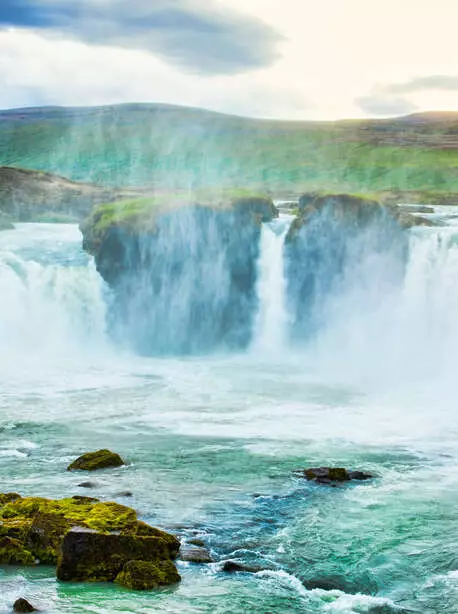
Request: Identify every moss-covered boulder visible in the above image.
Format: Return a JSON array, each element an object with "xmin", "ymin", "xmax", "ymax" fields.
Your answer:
[
  {"xmin": 56, "ymin": 528, "xmax": 179, "ymax": 584},
  {"xmin": 80, "ymin": 191, "xmax": 278, "ymax": 355},
  {"xmin": 0, "ymin": 493, "xmax": 180, "ymax": 580},
  {"xmin": 115, "ymin": 559, "xmax": 181, "ymax": 590},
  {"xmin": 67, "ymin": 449, "xmax": 125, "ymax": 471}
]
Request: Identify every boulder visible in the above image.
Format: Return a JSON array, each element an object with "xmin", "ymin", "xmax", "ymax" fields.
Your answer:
[
  {"xmin": 179, "ymin": 545, "xmax": 214, "ymax": 564},
  {"xmin": 56, "ymin": 528, "xmax": 178, "ymax": 584},
  {"xmin": 13, "ymin": 598, "xmax": 37, "ymax": 613},
  {"xmin": 67, "ymin": 449, "xmax": 125, "ymax": 471},
  {"xmin": 115, "ymin": 559, "xmax": 181, "ymax": 590},
  {"xmin": 301, "ymin": 467, "xmax": 374, "ymax": 485},
  {"xmin": 0, "ymin": 493, "xmax": 180, "ymax": 583}
]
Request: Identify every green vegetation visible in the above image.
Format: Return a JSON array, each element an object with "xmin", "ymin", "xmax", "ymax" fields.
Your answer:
[
  {"xmin": 80, "ymin": 190, "xmax": 276, "ymax": 256},
  {"xmin": 1, "ymin": 105, "xmax": 458, "ymax": 197}
]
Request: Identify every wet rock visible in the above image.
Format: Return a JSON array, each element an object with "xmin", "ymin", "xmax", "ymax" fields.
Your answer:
[
  {"xmin": 57, "ymin": 528, "xmax": 179, "ymax": 584},
  {"xmin": 117, "ymin": 491, "xmax": 133, "ymax": 498},
  {"xmin": 77, "ymin": 482, "xmax": 97, "ymax": 489},
  {"xmin": 13, "ymin": 598, "xmax": 37, "ymax": 613},
  {"xmin": 115, "ymin": 559, "xmax": 181, "ymax": 590},
  {"xmin": 221, "ymin": 560, "xmax": 262, "ymax": 573},
  {"xmin": 179, "ymin": 545, "xmax": 214, "ymax": 564},
  {"xmin": 301, "ymin": 467, "xmax": 374, "ymax": 484},
  {"xmin": 67, "ymin": 449, "xmax": 125, "ymax": 471}
]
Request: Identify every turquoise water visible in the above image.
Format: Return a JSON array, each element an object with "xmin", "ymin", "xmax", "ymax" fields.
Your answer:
[{"xmin": 2, "ymin": 223, "xmax": 458, "ymax": 613}]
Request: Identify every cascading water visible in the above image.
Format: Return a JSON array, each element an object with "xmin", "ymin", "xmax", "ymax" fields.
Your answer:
[
  {"xmin": 252, "ymin": 214, "xmax": 293, "ymax": 353},
  {"xmin": 0, "ymin": 224, "xmax": 107, "ymax": 359}
]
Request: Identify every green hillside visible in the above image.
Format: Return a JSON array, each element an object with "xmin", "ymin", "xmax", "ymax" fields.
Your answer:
[{"xmin": 1, "ymin": 104, "xmax": 458, "ymax": 198}]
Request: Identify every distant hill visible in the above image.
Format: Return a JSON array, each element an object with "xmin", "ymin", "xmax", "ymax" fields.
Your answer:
[
  {"xmin": 1, "ymin": 103, "xmax": 458, "ymax": 197},
  {"xmin": 0, "ymin": 166, "xmax": 144, "ymax": 222}
]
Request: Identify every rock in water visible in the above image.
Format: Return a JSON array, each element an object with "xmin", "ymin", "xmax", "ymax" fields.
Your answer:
[
  {"xmin": 57, "ymin": 528, "xmax": 179, "ymax": 584},
  {"xmin": 179, "ymin": 545, "xmax": 214, "ymax": 563},
  {"xmin": 115, "ymin": 559, "xmax": 181, "ymax": 590},
  {"xmin": 13, "ymin": 598, "xmax": 37, "ymax": 613},
  {"xmin": 67, "ymin": 449, "xmax": 125, "ymax": 471},
  {"xmin": 0, "ymin": 493, "xmax": 180, "ymax": 587},
  {"xmin": 301, "ymin": 467, "xmax": 373, "ymax": 484}
]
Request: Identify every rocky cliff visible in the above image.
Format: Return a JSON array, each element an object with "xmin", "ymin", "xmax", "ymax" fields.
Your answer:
[
  {"xmin": 81, "ymin": 192, "xmax": 278, "ymax": 354},
  {"xmin": 285, "ymin": 194, "xmax": 430, "ymax": 341}
]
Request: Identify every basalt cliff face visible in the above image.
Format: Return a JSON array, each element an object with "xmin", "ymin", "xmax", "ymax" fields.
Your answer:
[
  {"xmin": 285, "ymin": 194, "xmax": 430, "ymax": 341},
  {"xmin": 81, "ymin": 194, "xmax": 278, "ymax": 354},
  {"xmin": 81, "ymin": 191, "xmax": 433, "ymax": 354}
]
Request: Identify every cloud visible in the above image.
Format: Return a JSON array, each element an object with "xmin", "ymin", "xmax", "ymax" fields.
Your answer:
[
  {"xmin": 385, "ymin": 75, "xmax": 458, "ymax": 95},
  {"xmin": 0, "ymin": 0, "xmax": 282, "ymax": 76},
  {"xmin": 0, "ymin": 29, "xmax": 306, "ymax": 120},
  {"xmin": 356, "ymin": 92, "xmax": 418, "ymax": 117}
]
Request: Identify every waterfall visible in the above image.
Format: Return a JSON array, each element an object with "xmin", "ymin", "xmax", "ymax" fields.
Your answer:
[
  {"xmin": 0, "ymin": 224, "xmax": 107, "ymax": 358},
  {"xmin": 253, "ymin": 214, "xmax": 293, "ymax": 353}
]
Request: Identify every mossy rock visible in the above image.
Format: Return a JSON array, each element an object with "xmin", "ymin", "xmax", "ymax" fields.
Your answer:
[
  {"xmin": 57, "ymin": 528, "xmax": 178, "ymax": 583},
  {"xmin": 115, "ymin": 559, "xmax": 181, "ymax": 590},
  {"xmin": 0, "ymin": 536, "xmax": 35, "ymax": 565},
  {"xmin": 122, "ymin": 521, "xmax": 180, "ymax": 558},
  {"xmin": 67, "ymin": 449, "xmax": 125, "ymax": 471},
  {"xmin": 0, "ymin": 494, "xmax": 179, "ymax": 570}
]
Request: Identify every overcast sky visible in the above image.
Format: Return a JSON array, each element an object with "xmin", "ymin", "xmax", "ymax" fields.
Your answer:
[{"xmin": 0, "ymin": 0, "xmax": 457, "ymax": 119}]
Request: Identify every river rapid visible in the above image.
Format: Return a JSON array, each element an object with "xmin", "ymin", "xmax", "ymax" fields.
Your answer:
[{"xmin": 1, "ymin": 217, "xmax": 458, "ymax": 613}]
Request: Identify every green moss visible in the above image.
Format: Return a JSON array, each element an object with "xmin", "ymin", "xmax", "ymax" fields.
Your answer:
[
  {"xmin": 0, "ymin": 493, "xmax": 21, "ymax": 506},
  {"xmin": 122, "ymin": 521, "xmax": 180, "ymax": 558},
  {"xmin": 0, "ymin": 537, "xmax": 35, "ymax": 565},
  {"xmin": 0, "ymin": 517, "xmax": 33, "ymax": 541},
  {"xmin": 115, "ymin": 559, "xmax": 181, "ymax": 590},
  {"xmin": 67, "ymin": 449, "xmax": 125, "ymax": 471},
  {"xmin": 80, "ymin": 190, "xmax": 276, "ymax": 256}
]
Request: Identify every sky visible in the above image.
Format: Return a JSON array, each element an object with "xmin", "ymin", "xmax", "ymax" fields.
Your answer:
[{"xmin": 0, "ymin": 0, "xmax": 458, "ymax": 120}]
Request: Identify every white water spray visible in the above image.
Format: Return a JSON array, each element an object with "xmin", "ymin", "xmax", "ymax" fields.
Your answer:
[
  {"xmin": 0, "ymin": 224, "xmax": 107, "ymax": 358},
  {"xmin": 253, "ymin": 214, "xmax": 293, "ymax": 353}
]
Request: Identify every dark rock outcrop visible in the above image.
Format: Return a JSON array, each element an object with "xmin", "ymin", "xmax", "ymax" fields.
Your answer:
[
  {"xmin": 221, "ymin": 560, "xmax": 262, "ymax": 573},
  {"xmin": 285, "ymin": 194, "xmax": 413, "ymax": 341},
  {"xmin": 115, "ymin": 559, "xmax": 181, "ymax": 590},
  {"xmin": 300, "ymin": 467, "xmax": 374, "ymax": 485},
  {"xmin": 67, "ymin": 449, "xmax": 125, "ymax": 471},
  {"xmin": 13, "ymin": 598, "xmax": 37, "ymax": 613},
  {"xmin": 56, "ymin": 528, "xmax": 179, "ymax": 585},
  {"xmin": 81, "ymin": 193, "xmax": 278, "ymax": 355}
]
